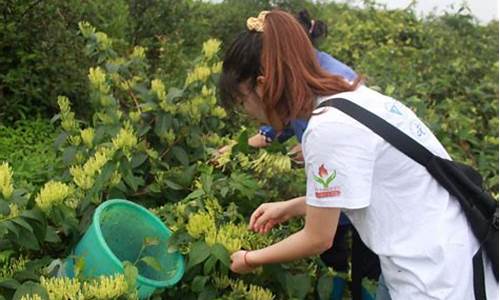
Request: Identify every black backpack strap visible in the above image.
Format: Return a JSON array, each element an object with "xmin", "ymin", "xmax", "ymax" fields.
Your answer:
[
  {"xmin": 317, "ymin": 98, "xmax": 434, "ymax": 167},
  {"xmin": 473, "ymin": 251, "xmax": 487, "ymax": 300},
  {"xmin": 317, "ymin": 97, "xmax": 488, "ymax": 300}
]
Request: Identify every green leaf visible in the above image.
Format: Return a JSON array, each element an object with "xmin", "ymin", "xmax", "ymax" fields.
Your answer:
[
  {"xmin": 12, "ymin": 281, "xmax": 48, "ymax": 300},
  {"xmin": 62, "ymin": 146, "xmax": 77, "ymax": 164},
  {"xmin": 4, "ymin": 221, "xmax": 19, "ymax": 238},
  {"xmin": 0, "ymin": 199, "xmax": 10, "ymax": 215},
  {"xmin": 21, "ymin": 209, "xmax": 45, "ymax": 224},
  {"xmin": 187, "ymin": 241, "xmax": 210, "ymax": 270},
  {"xmin": 211, "ymin": 243, "xmax": 230, "ymax": 268},
  {"xmin": 184, "ymin": 189, "xmax": 204, "ymax": 201},
  {"xmin": 141, "ymin": 256, "xmax": 162, "ymax": 272},
  {"xmin": 155, "ymin": 113, "xmax": 172, "ymax": 136},
  {"xmin": 203, "ymin": 255, "xmax": 217, "ymax": 275},
  {"xmin": 44, "ymin": 226, "xmax": 61, "ymax": 243},
  {"xmin": 131, "ymin": 152, "xmax": 148, "ymax": 168},
  {"xmin": 12, "ymin": 218, "xmax": 33, "ymax": 233},
  {"xmin": 137, "ymin": 125, "xmax": 151, "ymax": 137},
  {"xmin": 144, "ymin": 236, "xmax": 160, "ymax": 247},
  {"xmin": 167, "ymin": 87, "xmax": 184, "ymax": 101},
  {"xmin": 124, "ymin": 173, "xmax": 140, "ymax": 192},
  {"xmin": 123, "ymin": 261, "xmax": 138, "ymax": 293},
  {"xmin": 317, "ymin": 273, "xmax": 334, "ymax": 300},
  {"xmin": 16, "ymin": 227, "xmax": 39, "ymax": 250},
  {"xmin": 177, "ymin": 164, "xmax": 197, "ymax": 187},
  {"xmin": 167, "ymin": 229, "xmax": 191, "ymax": 253},
  {"xmin": 0, "ymin": 278, "xmax": 20, "ymax": 290},
  {"xmin": 53, "ymin": 131, "xmax": 69, "ymax": 149},
  {"xmin": 233, "ymin": 129, "xmax": 250, "ymax": 154},
  {"xmin": 165, "ymin": 180, "xmax": 183, "ymax": 191},
  {"xmin": 191, "ymin": 275, "xmax": 209, "ymax": 293},
  {"xmin": 13, "ymin": 270, "xmax": 40, "ymax": 282},
  {"xmin": 171, "ymin": 146, "xmax": 189, "ymax": 166},
  {"xmin": 198, "ymin": 288, "xmax": 217, "ymax": 300},
  {"xmin": 74, "ymin": 256, "xmax": 85, "ymax": 278},
  {"xmin": 145, "ymin": 183, "xmax": 161, "ymax": 194},
  {"xmin": 286, "ymin": 273, "xmax": 311, "ymax": 300}
]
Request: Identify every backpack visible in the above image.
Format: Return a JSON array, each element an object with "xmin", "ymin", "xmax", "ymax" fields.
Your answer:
[{"xmin": 318, "ymin": 98, "xmax": 499, "ymax": 299}]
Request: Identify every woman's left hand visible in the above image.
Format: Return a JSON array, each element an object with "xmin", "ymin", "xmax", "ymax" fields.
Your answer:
[{"xmin": 230, "ymin": 251, "xmax": 256, "ymax": 274}]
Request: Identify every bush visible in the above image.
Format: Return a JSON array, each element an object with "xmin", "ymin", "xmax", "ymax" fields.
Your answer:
[
  {"xmin": 0, "ymin": 119, "xmax": 58, "ymax": 188},
  {"xmin": 0, "ymin": 0, "xmax": 130, "ymax": 122}
]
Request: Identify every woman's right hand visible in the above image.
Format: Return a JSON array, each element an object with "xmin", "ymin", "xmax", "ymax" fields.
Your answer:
[
  {"xmin": 248, "ymin": 133, "xmax": 269, "ymax": 148},
  {"xmin": 249, "ymin": 201, "xmax": 292, "ymax": 234}
]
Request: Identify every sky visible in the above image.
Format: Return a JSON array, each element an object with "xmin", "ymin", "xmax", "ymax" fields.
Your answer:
[{"xmin": 336, "ymin": 0, "xmax": 498, "ymax": 23}]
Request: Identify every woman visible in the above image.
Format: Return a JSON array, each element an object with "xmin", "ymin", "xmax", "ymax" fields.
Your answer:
[
  {"xmin": 243, "ymin": 9, "xmax": 379, "ymax": 300},
  {"xmin": 219, "ymin": 9, "xmax": 498, "ymax": 300}
]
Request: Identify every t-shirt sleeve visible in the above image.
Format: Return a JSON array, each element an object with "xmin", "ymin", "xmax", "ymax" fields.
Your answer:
[{"xmin": 303, "ymin": 120, "xmax": 379, "ymax": 209}]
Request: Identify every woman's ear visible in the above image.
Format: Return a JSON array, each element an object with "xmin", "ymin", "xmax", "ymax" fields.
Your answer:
[
  {"xmin": 256, "ymin": 76, "xmax": 265, "ymax": 85},
  {"xmin": 254, "ymin": 76, "xmax": 266, "ymax": 101}
]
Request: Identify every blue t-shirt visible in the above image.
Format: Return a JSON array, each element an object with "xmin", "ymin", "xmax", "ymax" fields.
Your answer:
[{"xmin": 259, "ymin": 50, "xmax": 356, "ymax": 226}]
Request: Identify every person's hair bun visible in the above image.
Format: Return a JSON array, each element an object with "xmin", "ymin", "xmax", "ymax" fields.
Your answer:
[{"xmin": 297, "ymin": 9, "xmax": 328, "ymax": 45}]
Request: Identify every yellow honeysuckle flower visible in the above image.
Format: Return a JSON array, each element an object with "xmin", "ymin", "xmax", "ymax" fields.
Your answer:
[
  {"xmin": 95, "ymin": 32, "xmax": 112, "ymax": 51},
  {"xmin": 186, "ymin": 211, "xmax": 216, "ymax": 239},
  {"xmin": 151, "ymin": 79, "xmax": 167, "ymax": 101},
  {"xmin": 201, "ymin": 85, "xmax": 214, "ymax": 97},
  {"xmin": 211, "ymin": 61, "xmax": 223, "ymax": 74},
  {"xmin": 82, "ymin": 274, "xmax": 129, "ymax": 299},
  {"xmin": 20, "ymin": 295, "xmax": 43, "ymax": 300},
  {"xmin": 40, "ymin": 276, "xmax": 84, "ymax": 300},
  {"xmin": 202, "ymin": 39, "xmax": 221, "ymax": 59},
  {"xmin": 78, "ymin": 21, "xmax": 95, "ymax": 38},
  {"xmin": 81, "ymin": 128, "xmax": 95, "ymax": 148},
  {"xmin": 162, "ymin": 129, "xmax": 176, "ymax": 146},
  {"xmin": 7, "ymin": 203, "xmax": 20, "ymax": 218},
  {"xmin": 57, "ymin": 96, "xmax": 78, "ymax": 132},
  {"xmin": 0, "ymin": 162, "xmax": 14, "ymax": 200},
  {"xmin": 110, "ymin": 171, "xmax": 122, "ymax": 186},
  {"xmin": 0, "ymin": 255, "xmax": 27, "ymax": 279},
  {"xmin": 212, "ymin": 106, "xmax": 227, "ymax": 118},
  {"xmin": 35, "ymin": 181, "xmax": 73, "ymax": 213},
  {"xmin": 70, "ymin": 147, "xmax": 114, "ymax": 190},
  {"xmin": 68, "ymin": 135, "xmax": 81, "ymax": 146},
  {"xmin": 129, "ymin": 111, "xmax": 141, "ymax": 123},
  {"xmin": 88, "ymin": 67, "xmax": 110, "ymax": 94},
  {"xmin": 112, "ymin": 122, "xmax": 138, "ymax": 154},
  {"xmin": 131, "ymin": 46, "xmax": 146, "ymax": 60},
  {"xmin": 185, "ymin": 65, "xmax": 212, "ymax": 86}
]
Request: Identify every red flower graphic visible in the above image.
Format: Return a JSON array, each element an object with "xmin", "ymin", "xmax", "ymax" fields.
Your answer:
[{"xmin": 318, "ymin": 164, "xmax": 328, "ymax": 178}]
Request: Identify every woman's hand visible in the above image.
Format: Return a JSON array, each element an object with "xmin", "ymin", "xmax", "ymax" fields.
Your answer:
[
  {"xmin": 288, "ymin": 143, "xmax": 304, "ymax": 164},
  {"xmin": 249, "ymin": 201, "xmax": 292, "ymax": 233},
  {"xmin": 230, "ymin": 251, "xmax": 257, "ymax": 274},
  {"xmin": 248, "ymin": 133, "xmax": 269, "ymax": 148}
]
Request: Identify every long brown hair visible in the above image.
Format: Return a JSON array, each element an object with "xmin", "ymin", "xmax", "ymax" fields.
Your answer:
[{"xmin": 219, "ymin": 9, "xmax": 361, "ymax": 130}]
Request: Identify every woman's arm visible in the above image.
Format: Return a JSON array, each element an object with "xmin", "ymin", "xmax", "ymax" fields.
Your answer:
[
  {"xmin": 231, "ymin": 205, "xmax": 340, "ymax": 273},
  {"xmin": 249, "ymin": 196, "xmax": 307, "ymax": 233}
]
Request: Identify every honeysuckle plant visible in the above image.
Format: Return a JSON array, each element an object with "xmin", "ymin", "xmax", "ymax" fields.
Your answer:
[{"xmin": 0, "ymin": 22, "xmax": 333, "ymax": 300}]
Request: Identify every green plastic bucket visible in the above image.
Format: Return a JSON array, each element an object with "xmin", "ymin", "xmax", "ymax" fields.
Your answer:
[{"xmin": 66, "ymin": 199, "xmax": 185, "ymax": 299}]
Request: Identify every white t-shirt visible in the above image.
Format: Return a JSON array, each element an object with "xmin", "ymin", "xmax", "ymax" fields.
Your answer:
[{"xmin": 303, "ymin": 85, "xmax": 498, "ymax": 299}]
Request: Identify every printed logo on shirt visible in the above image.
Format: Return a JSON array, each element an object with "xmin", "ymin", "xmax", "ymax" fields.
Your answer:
[
  {"xmin": 313, "ymin": 164, "xmax": 341, "ymax": 198},
  {"xmin": 409, "ymin": 119, "xmax": 429, "ymax": 141},
  {"xmin": 384, "ymin": 100, "xmax": 404, "ymax": 116}
]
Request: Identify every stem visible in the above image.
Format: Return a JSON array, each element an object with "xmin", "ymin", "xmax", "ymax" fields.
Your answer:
[
  {"xmin": 133, "ymin": 244, "xmax": 146, "ymax": 266},
  {"xmin": 128, "ymin": 90, "xmax": 142, "ymax": 113}
]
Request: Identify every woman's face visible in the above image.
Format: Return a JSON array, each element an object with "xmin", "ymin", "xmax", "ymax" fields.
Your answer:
[{"xmin": 237, "ymin": 76, "xmax": 269, "ymax": 124}]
